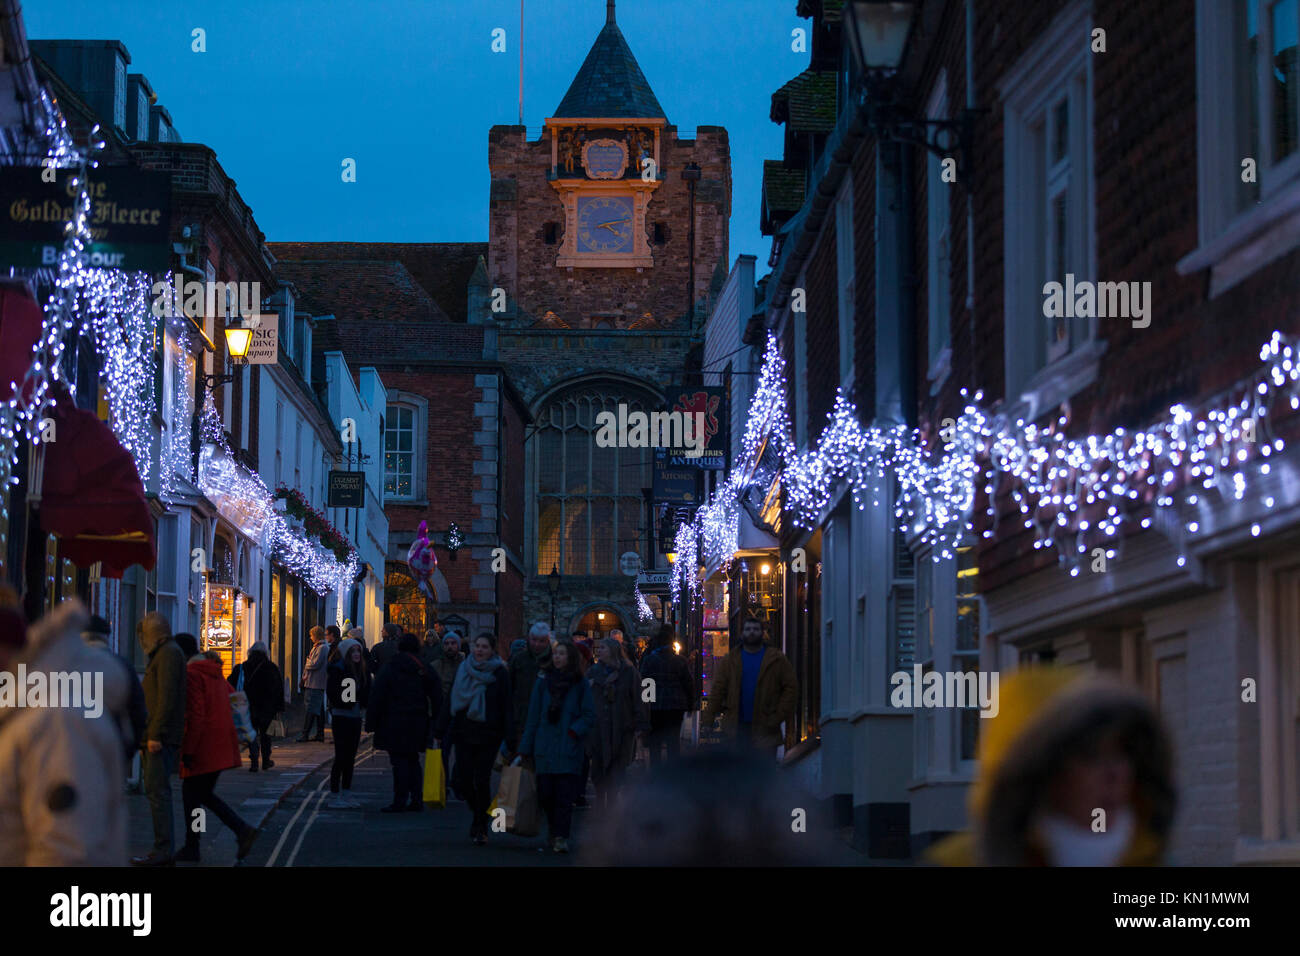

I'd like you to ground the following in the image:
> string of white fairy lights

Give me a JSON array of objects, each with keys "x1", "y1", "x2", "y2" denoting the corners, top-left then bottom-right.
[
  {"x1": 670, "y1": 330, "x2": 1299, "y2": 599},
  {"x1": 1, "y1": 93, "x2": 99, "y2": 550},
  {"x1": 2, "y1": 91, "x2": 356, "y2": 608},
  {"x1": 198, "y1": 397, "x2": 358, "y2": 596}
]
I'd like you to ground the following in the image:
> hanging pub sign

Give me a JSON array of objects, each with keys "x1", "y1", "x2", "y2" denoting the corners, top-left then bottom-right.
[
  {"x1": 0, "y1": 166, "x2": 171, "y2": 272},
  {"x1": 662, "y1": 386, "x2": 726, "y2": 470},
  {"x1": 653, "y1": 447, "x2": 698, "y2": 503},
  {"x1": 636, "y1": 568, "x2": 673, "y2": 593},
  {"x1": 328, "y1": 470, "x2": 365, "y2": 508},
  {"x1": 244, "y1": 313, "x2": 279, "y2": 364}
]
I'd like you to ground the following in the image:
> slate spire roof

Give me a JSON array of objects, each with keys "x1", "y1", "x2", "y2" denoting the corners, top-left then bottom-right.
[{"x1": 553, "y1": 1, "x2": 666, "y2": 120}]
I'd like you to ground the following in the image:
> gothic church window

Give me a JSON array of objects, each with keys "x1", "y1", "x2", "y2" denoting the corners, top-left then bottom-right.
[{"x1": 535, "y1": 384, "x2": 653, "y2": 575}]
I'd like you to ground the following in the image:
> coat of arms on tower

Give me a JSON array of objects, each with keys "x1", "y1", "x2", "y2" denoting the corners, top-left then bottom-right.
[{"x1": 582, "y1": 138, "x2": 629, "y2": 179}]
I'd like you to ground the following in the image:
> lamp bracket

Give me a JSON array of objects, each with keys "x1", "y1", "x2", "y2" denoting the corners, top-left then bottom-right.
[{"x1": 859, "y1": 76, "x2": 987, "y2": 187}]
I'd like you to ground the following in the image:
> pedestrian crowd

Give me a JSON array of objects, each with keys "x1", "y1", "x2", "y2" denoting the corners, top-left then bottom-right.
[{"x1": 2, "y1": 587, "x2": 1176, "y2": 866}]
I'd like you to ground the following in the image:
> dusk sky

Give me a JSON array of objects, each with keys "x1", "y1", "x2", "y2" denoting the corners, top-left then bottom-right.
[{"x1": 26, "y1": 0, "x2": 807, "y2": 273}]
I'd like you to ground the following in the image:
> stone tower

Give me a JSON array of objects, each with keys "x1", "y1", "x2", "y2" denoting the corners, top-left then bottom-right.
[{"x1": 486, "y1": 0, "x2": 731, "y2": 636}]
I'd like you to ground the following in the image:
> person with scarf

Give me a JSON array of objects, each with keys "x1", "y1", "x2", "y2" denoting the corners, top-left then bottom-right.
[
  {"x1": 440, "y1": 632, "x2": 512, "y2": 844},
  {"x1": 585, "y1": 636, "x2": 650, "y2": 811},
  {"x1": 327, "y1": 637, "x2": 370, "y2": 808},
  {"x1": 366, "y1": 633, "x2": 441, "y2": 813},
  {"x1": 518, "y1": 639, "x2": 594, "y2": 853}
]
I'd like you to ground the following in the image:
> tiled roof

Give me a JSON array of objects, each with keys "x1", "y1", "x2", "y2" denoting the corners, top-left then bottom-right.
[
  {"x1": 762, "y1": 160, "x2": 806, "y2": 230},
  {"x1": 269, "y1": 242, "x2": 489, "y2": 323},
  {"x1": 553, "y1": 12, "x2": 666, "y2": 119},
  {"x1": 771, "y1": 70, "x2": 838, "y2": 132},
  {"x1": 273, "y1": 258, "x2": 484, "y2": 364}
]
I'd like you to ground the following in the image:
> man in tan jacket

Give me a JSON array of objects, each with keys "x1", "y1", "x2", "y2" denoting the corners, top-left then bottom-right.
[{"x1": 706, "y1": 617, "x2": 798, "y2": 756}]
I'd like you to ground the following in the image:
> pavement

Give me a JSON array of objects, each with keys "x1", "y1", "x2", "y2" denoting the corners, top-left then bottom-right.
[
  {"x1": 125, "y1": 709, "x2": 869, "y2": 867},
  {"x1": 125, "y1": 711, "x2": 338, "y2": 867}
]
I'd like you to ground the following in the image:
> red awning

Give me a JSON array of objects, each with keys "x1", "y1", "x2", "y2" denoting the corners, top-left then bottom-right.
[
  {"x1": 0, "y1": 281, "x2": 43, "y2": 403},
  {"x1": 39, "y1": 395, "x2": 156, "y2": 578}
]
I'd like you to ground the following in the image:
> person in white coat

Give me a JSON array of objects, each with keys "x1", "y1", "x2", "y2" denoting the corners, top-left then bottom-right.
[{"x1": 0, "y1": 597, "x2": 131, "y2": 866}]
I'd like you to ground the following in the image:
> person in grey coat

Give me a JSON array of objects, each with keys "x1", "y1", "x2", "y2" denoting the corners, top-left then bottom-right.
[
  {"x1": 585, "y1": 637, "x2": 650, "y2": 811},
  {"x1": 132, "y1": 612, "x2": 186, "y2": 866}
]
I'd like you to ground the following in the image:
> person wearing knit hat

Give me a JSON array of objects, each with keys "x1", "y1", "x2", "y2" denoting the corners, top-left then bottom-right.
[
  {"x1": 326, "y1": 637, "x2": 369, "y2": 808},
  {"x1": 926, "y1": 667, "x2": 1176, "y2": 866}
]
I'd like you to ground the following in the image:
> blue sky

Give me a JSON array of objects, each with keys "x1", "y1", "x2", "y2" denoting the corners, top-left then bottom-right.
[{"x1": 25, "y1": 0, "x2": 807, "y2": 272}]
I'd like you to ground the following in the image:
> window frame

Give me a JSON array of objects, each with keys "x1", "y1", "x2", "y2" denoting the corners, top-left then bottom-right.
[
  {"x1": 382, "y1": 393, "x2": 428, "y2": 503},
  {"x1": 999, "y1": 0, "x2": 1100, "y2": 412},
  {"x1": 532, "y1": 383, "x2": 654, "y2": 577},
  {"x1": 1181, "y1": 0, "x2": 1300, "y2": 298}
]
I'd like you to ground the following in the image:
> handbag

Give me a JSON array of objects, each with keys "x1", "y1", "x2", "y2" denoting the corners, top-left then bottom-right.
[
  {"x1": 493, "y1": 764, "x2": 540, "y2": 836},
  {"x1": 422, "y1": 748, "x2": 446, "y2": 809},
  {"x1": 229, "y1": 688, "x2": 257, "y2": 746}
]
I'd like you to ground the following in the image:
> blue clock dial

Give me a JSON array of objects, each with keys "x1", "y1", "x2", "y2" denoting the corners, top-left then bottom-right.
[{"x1": 576, "y1": 196, "x2": 634, "y2": 254}]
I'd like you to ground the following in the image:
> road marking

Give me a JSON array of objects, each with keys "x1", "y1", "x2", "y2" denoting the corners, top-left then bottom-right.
[
  {"x1": 284, "y1": 789, "x2": 329, "y2": 867},
  {"x1": 269, "y1": 746, "x2": 377, "y2": 867},
  {"x1": 264, "y1": 774, "x2": 330, "y2": 867}
]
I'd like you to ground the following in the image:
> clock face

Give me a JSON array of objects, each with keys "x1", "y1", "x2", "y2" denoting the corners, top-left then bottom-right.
[{"x1": 576, "y1": 195, "x2": 634, "y2": 254}]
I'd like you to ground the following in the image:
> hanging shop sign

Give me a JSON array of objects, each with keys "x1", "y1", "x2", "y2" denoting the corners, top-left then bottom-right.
[
  {"x1": 636, "y1": 568, "x2": 673, "y2": 593},
  {"x1": 653, "y1": 447, "x2": 698, "y2": 503},
  {"x1": 328, "y1": 470, "x2": 365, "y2": 508},
  {"x1": 619, "y1": 551, "x2": 642, "y2": 576},
  {"x1": 245, "y1": 313, "x2": 279, "y2": 364},
  {"x1": 0, "y1": 166, "x2": 171, "y2": 271},
  {"x1": 663, "y1": 386, "x2": 726, "y2": 470}
]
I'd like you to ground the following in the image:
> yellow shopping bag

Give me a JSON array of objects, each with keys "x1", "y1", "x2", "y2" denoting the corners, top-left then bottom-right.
[{"x1": 423, "y1": 748, "x2": 446, "y2": 809}]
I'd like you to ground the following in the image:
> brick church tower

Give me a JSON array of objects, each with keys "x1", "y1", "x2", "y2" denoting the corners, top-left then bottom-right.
[{"x1": 483, "y1": 0, "x2": 731, "y2": 636}]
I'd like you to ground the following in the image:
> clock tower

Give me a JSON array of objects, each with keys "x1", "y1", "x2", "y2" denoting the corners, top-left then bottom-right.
[
  {"x1": 485, "y1": 0, "x2": 731, "y2": 634},
  {"x1": 486, "y1": 0, "x2": 729, "y2": 348}
]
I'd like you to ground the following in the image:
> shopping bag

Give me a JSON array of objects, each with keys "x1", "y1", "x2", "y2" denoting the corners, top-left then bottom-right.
[
  {"x1": 268, "y1": 718, "x2": 286, "y2": 739},
  {"x1": 423, "y1": 748, "x2": 446, "y2": 809},
  {"x1": 229, "y1": 691, "x2": 257, "y2": 746},
  {"x1": 493, "y1": 764, "x2": 540, "y2": 836}
]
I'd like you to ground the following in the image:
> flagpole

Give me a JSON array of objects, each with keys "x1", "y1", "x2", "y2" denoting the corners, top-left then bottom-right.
[{"x1": 518, "y1": 0, "x2": 524, "y2": 126}]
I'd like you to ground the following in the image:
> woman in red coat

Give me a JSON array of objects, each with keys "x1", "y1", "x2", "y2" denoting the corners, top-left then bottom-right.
[{"x1": 176, "y1": 649, "x2": 259, "y2": 863}]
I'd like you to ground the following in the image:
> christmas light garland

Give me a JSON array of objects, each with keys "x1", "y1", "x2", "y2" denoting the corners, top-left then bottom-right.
[
  {"x1": 0, "y1": 96, "x2": 96, "y2": 556},
  {"x1": 159, "y1": 315, "x2": 195, "y2": 502},
  {"x1": 198, "y1": 397, "x2": 357, "y2": 596},
  {"x1": 668, "y1": 331, "x2": 1300, "y2": 596}
]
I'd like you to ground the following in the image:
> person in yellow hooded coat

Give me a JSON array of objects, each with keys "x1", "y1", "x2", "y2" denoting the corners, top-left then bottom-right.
[{"x1": 926, "y1": 667, "x2": 1176, "y2": 866}]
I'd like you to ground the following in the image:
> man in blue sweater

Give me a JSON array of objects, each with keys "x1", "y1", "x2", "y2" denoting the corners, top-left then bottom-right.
[{"x1": 706, "y1": 616, "x2": 798, "y2": 757}]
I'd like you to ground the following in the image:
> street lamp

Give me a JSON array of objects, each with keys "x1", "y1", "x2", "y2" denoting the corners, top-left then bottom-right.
[
  {"x1": 548, "y1": 563, "x2": 560, "y2": 631},
  {"x1": 843, "y1": 1, "x2": 915, "y2": 72},
  {"x1": 843, "y1": 0, "x2": 981, "y2": 183},
  {"x1": 192, "y1": 319, "x2": 254, "y2": 478}
]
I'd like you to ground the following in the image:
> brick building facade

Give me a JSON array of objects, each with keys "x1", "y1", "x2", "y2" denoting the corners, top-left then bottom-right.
[
  {"x1": 269, "y1": 247, "x2": 529, "y2": 653},
  {"x1": 280, "y1": 3, "x2": 731, "y2": 644},
  {"x1": 760, "y1": 0, "x2": 1300, "y2": 863}
]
